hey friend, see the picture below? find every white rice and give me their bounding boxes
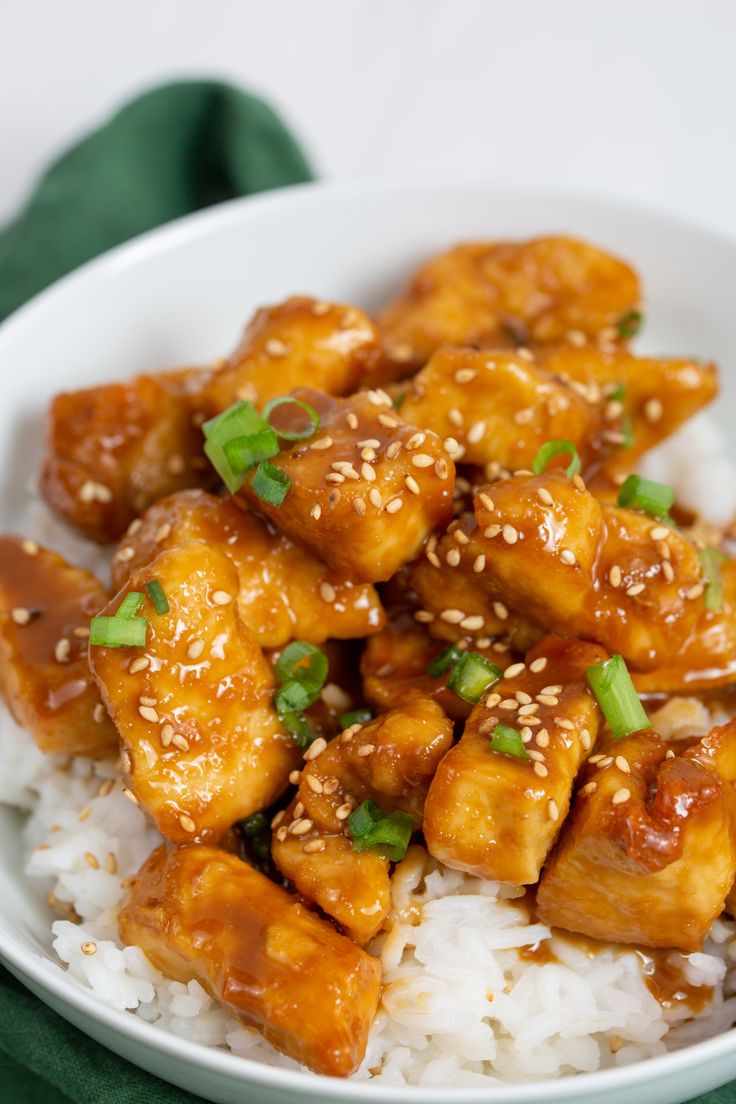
[2,413,736,1086]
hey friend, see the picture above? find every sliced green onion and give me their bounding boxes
[145,579,169,615]
[586,653,650,740]
[617,309,643,338]
[700,549,726,612]
[116,591,145,619]
[426,644,464,678]
[447,652,503,704]
[490,723,531,760]
[620,414,634,450]
[532,440,581,479]
[203,401,277,494]
[251,835,271,859]
[275,680,313,715]
[262,397,320,441]
[339,708,373,728]
[239,811,268,838]
[609,381,627,403]
[617,474,674,518]
[279,709,315,749]
[393,389,406,410]
[347,799,414,863]
[274,641,328,694]
[89,615,148,648]
[252,460,291,506]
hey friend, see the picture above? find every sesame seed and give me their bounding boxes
[310,504,322,520]
[93,703,106,723]
[212,590,231,606]
[650,525,670,542]
[21,539,39,556]
[598,756,614,768]
[499,698,519,711]
[275,826,288,842]
[54,638,71,663]
[536,728,550,747]
[154,523,171,543]
[560,549,576,566]
[81,941,97,956]
[626,583,645,597]
[385,497,403,514]
[520,727,533,742]
[440,608,466,624]
[304,737,327,761]
[517,347,535,362]
[357,743,376,757]
[514,407,534,425]
[665,748,676,759]
[454,529,470,545]
[351,497,366,517]
[378,413,399,428]
[536,487,554,507]
[115,546,135,562]
[178,815,197,833]
[291,818,314,836]
[435,457,449,480]
[78,480,112,503]
[533,762,548,777]
[467,421,486,444]
[359,462,375,483]
[139,695,157,706]
[567,329,587,347]
[325,472,345,484]
[406,432,426,451]
[411,453,435,469]
[644,398,663,424]
[265,338,288,357]
[138,705,159,723]
[306,775,324,794]
[528,749,545,762]
[84,851,99,870]
[187,639,205,660]
[580,728,592,749]
[386,441,402,460]
[427,551,441,567]
[172,733,190,752]
[73,627,90,638]
[556,718,575,731]
[346,412,359,430]
[460,615,484,631]
[358,438,381,449]
[580,781,598,795]
[485,693,501,708]
[615,755,631,773]
[502,525,519,545]
[611,787,631,805]
[477,494,494,513]
[471,553,486,573]
[128,656,150,673]
[361,447,377,462]
[515,690,532,704]
[310,436,334,450]
[271,811,286,829]
[493,600,509,620]
[303,838,326,853]
[446,548,461,567]
[414,609,434,623]
[572,474,586,492]
[518,703,540,716]
[658,541,671,561]
[685,583,704,600]
[454,368,477,384]
[444,437,464,459]
[548,799,559,822]
[662,561,675,583]
[160,724,174,747]
[536,694,559,706]
[529,657,548,673]
[448,408,464,427]
[504,662,526,678]
[484,524,502,539]
[336,803,352,821]
[609,565,622,588]
[320,581,336,603]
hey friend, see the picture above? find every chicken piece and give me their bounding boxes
[473,469,704,671]
[240,388,454,582]
[398,346,617,470]
[537,723,736,951]
[119,844,381,1076]
[111,490,385,648]
[89,543,298,843]
[272,695,452,943]
[201,296,385,415]
[410,515,543,649]
[537,345,718,469]
[423,636,606,884]
[634,559,736,694]
[0,535,116,757]
[377,236,641,372]
[40,367,214,543]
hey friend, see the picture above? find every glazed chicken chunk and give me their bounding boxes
[537,723,736,951]
[377,236,641,372]
[40,367,213,543]
[201,296,385,415]
[111,490,385,648]
[271,695,452,944]
[240,388,454,582]
[119,844,382,1076]
[0,535,117,757]
[398,346,618,471]
[472,469,704,670]
[89,542,298,843]
[423,636,606,884]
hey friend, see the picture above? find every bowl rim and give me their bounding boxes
[1,177,735,1101]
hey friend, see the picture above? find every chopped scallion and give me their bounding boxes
[532,440,581,479]
[426,644,464,678]
[145,579,169,615]
[347,799,414,862]
[223,427,279,476]
[700,548,726,612]
[447,652,503,704]
[617,309,643,339]
[274,641,328,695]
[238,811,268,838]
[278,709,315,749]
[620,414,634,450]
[610,381,627,403]
[616,474,674,518]
[202,401,277,494]
[251,460,291,506]
[262,396,320,441]
[89,615,148,649]
[490,723,530,760]
[586,653,650,740]
[393,390,406,410]
[339,708,373,728]
[116,591,145,619]
[275,680,313,715]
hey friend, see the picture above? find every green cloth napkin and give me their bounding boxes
[0,77,732,1104]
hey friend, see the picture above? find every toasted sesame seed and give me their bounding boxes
[93,703,106,723]
[160,724,174,747]
[212,590,231,606]
[406,432,426,451]
[378,413,399,428]
[556,718,575,731]
[529,656,548,673]
[179,814,197,833]
[485,693,502,708]
[81,941,97,956]
[658,541,671,561]
[139,695,158,706]
[477,493,494,513]
[536,487,554,507]
[560,549,576,566]
[499,698,519,711]
[609,565,623,588]
[187,639,205,660]
[310,436,334,453]
[572,474,586,492]
[548,799,559,821]
[460,615,484,631]
[346,411,359,430]
[172,733,190,752]
[504,662,526,678]
[291,818,314,836]
[467,421,486,444]
[454,367,477,384]
[446,548,461,567]
[615,755,631,773]
[515,690,532,704]
[276,826,288,842]
[335,803,352,821]
[73,626,90,638]
[304,737,327,761]
[520,727,533,743]
[54,638,71,663]
[469,553,486,573]
[435,457,450,480]
[138,705,159,723]
[665,748,676,759]
[386,441,402,460]
[649,525,670,542]
[115,546,135,562]
[368,488,383,509]
[357,743,376,757]
[303,838,326,853]
[21,538,39,556]
[443,437,464,459]
[502,525,519,545]
[644,398,663,423]
[78,480,112,503]
[662,560,675,583]
[536,728,550,747]
[439,608,465,624]
[580,728,592,749]
[626,583,645,597]
[271,811,286,829]
[528,748,545,762]
[265,338,288,357]
[567,329,587,347]
[492,600,509,620]
[685,583,704,600]
[589,754,605,764]
[403,474,420,496]
[360,447,377,462]
[154,523,171,543]
[514,407,534,425]
[518,702,540,716]
[385,497,403,514]
[358,438,381,449]
[533,762,549,777]
[325,472,345,485]
[411,453,435,470]
[448,408,464,427]
[310,504,322,520]
[612,787,631,805]
[414,609,434,623]
[484,524,502,539]
[320,581,336,603]
[580,781,598,795]
[128,656,150,673]
[304,774,324,795]
[598,756,614,768]
[536,693,559,706]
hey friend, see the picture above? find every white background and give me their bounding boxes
[1,0,735,235]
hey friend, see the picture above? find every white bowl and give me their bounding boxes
[1,181,735,1104]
